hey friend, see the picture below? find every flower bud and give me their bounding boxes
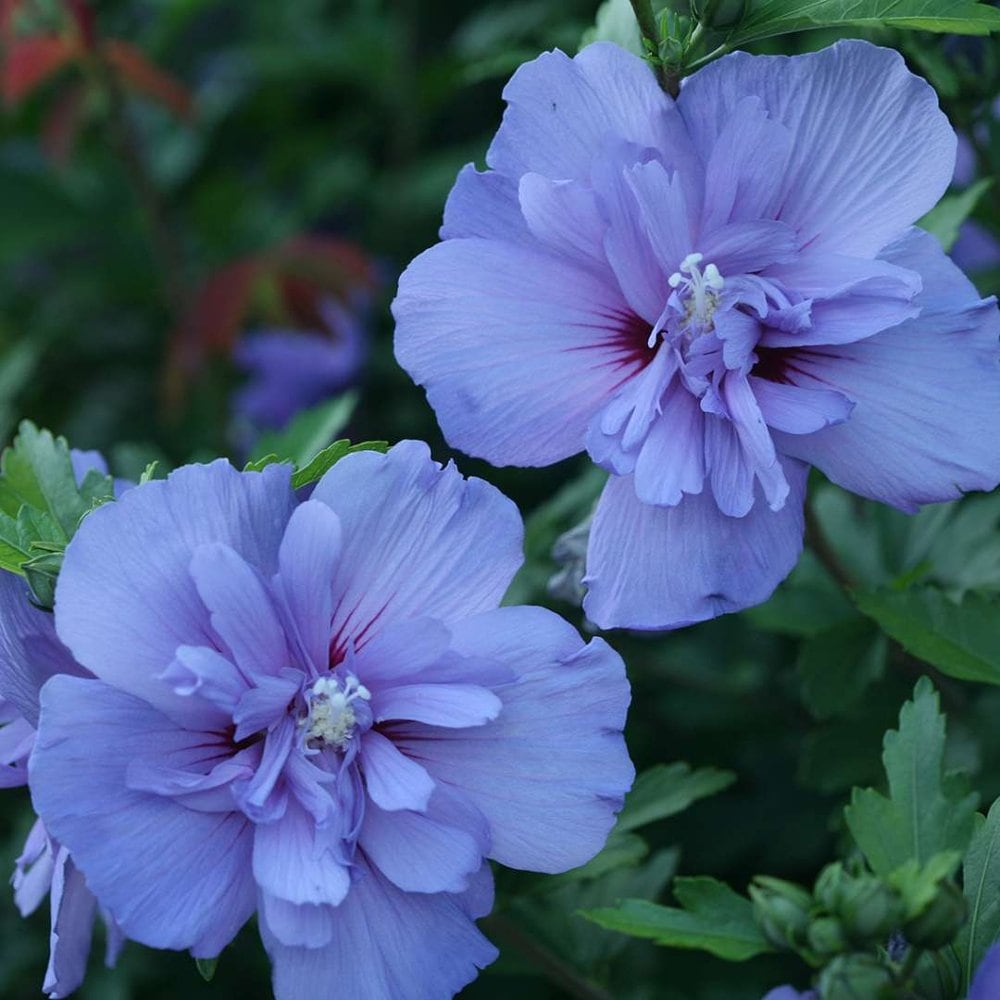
[818,954,895,1000]
[814,862,847,912]
[910,942,962,1000]
[750,876,813,950]
[806,915,848,957]
[903,880,968,950]
[838,876,906,946]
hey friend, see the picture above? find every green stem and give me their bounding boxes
[629,0,661,54]
[481,914,615,1000]
[628,0,678,97]
[803,503,856,593]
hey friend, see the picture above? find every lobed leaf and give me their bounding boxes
[248,392,359,468]
[582,877,772,961]
[855,587,1000,685]
[616,763,736,834]
[844,678,978,876]
[957,799,1000,992]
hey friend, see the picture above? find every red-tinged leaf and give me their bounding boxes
[277,236,377,298]
[2,36,78,106]
[173,258,260,363]
[102,39,194,120]
[165,257,261,411]
[39,79,85,164]
[0,0,22,44]
[63,0,95,50]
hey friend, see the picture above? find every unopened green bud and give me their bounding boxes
[903,880,968,950]
[814,862,847,912]
[807,915,848,957]
[839,876,906,946]
[818,954,895,1000]
[911,944,962,1000]
[750,876,813,950]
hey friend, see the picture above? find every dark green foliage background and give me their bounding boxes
[0,1,998,998]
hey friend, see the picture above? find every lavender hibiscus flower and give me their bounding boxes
[28,441,633,999]
[234,295,368,432]
[393,40,1000,630]
[0,450,126,998]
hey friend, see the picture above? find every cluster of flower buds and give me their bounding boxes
[751,859,969,997]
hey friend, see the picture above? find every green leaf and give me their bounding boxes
[797,617,887,719]
[844,678,978,876]
[243,453,281,474]
[726,0,1000,46]
[581,0,643,54]
[919,179,993,252]
[957,798,1000,991]
[292,439,388,490]
[887,850,962,919]
[0,506,67,578]
[510,848,680,974]
[616,763,736,834]
[194,956,218,982]
[0,422,79,537]
[855,587,1000,685]
[248,392,358,467]
[582,877,772,961]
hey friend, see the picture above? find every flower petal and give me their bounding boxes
[359,729,435,813]
[440,164,528,242]
[518,172,607,269]
[678,40,955,255]
[970,943,1000,1000]
[487,42,669,181]
[55,461,295,730]
[700,95,791,231]
[750,376,854,435]
[44,848,97,1000]
[632,385,706,507]
[273,500,342,673]
[188,542,288,681]
[0,571,84,727]
[262,859,497,1000]
[584,463,808,629]
[371,683,502,729]
[773,228,1000,511]
[31,676,256,956]
[359,785,488,894]
[393,236,647,467]
[252,798,350,909]
[311,441,523,640]
[395,606,632,873]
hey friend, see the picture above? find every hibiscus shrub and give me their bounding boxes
[1,2,1000,1000]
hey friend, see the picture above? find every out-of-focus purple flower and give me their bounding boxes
[761,988,816,1000]
[30,441,633,999]
[950,100,1000,276]
[234,295,368,432]
[970,942,1000,1000]
[393,40,1000,630]
[952,221,1000,275]
[0,572,124,999]
[952,127,1000,275]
